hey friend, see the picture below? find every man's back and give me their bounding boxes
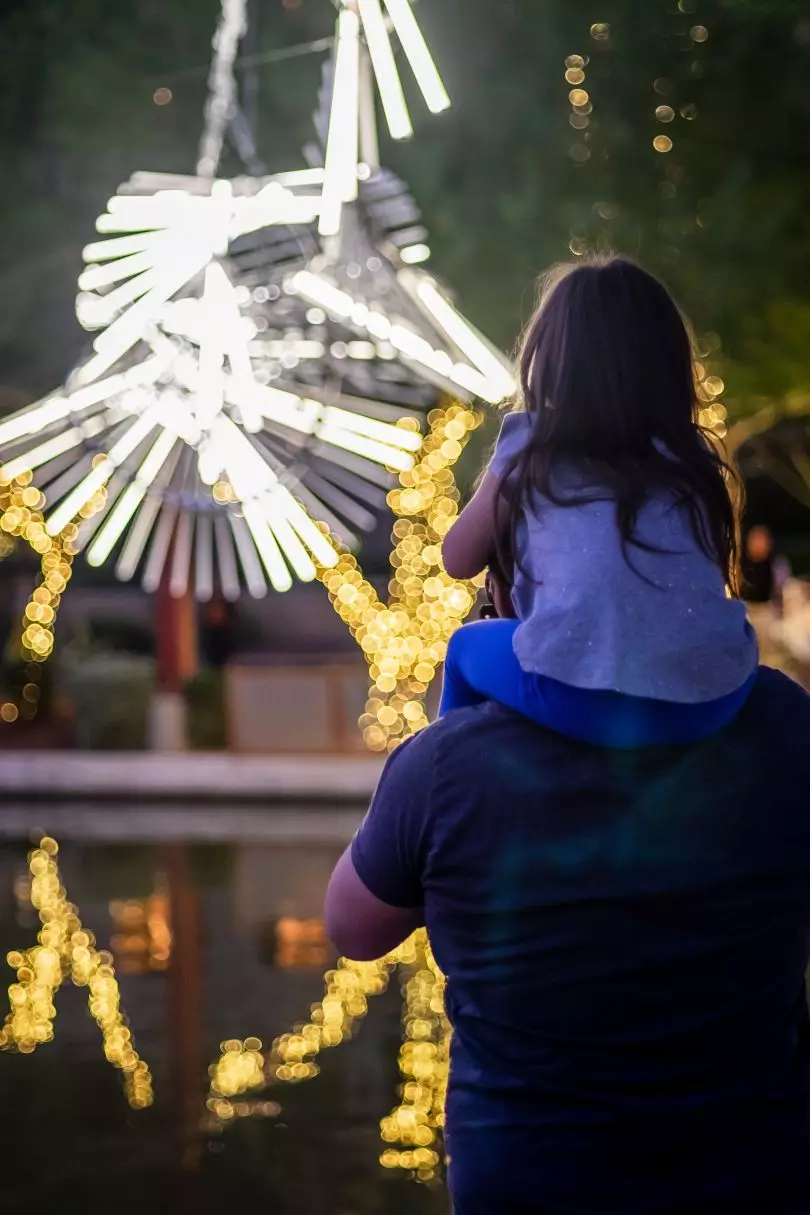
[352,667,810,1214]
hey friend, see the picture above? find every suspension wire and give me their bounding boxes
[157,35,335,85]
[197,0,249,179]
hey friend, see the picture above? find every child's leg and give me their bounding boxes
[440,619,533,717]
[441,621,757,747]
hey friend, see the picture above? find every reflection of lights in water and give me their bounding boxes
[206,947,399,1120]
[205,930,451,1183]
[380,934,450,1181]
[272,916,329,971]
[109,890,172,974]
[0,838,153,1109]
[13,869,33,925]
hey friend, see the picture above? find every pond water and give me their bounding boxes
[0,829,450,1215]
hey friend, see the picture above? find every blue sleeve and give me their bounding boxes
[489,411,532,480]
[350,731,434,909]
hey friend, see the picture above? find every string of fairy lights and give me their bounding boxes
[0,474,105,724]
[0,839,153,1109]
[318,400,483,750]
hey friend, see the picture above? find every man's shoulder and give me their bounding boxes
[749,665,810,719]
[388,702,543,775]
[389,665,810,776]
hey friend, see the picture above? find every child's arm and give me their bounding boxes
[442,470,504,581]
[442,411,531,581]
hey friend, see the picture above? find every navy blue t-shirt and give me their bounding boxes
[352,667,810,1215]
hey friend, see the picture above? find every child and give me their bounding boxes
[440,257,758,748]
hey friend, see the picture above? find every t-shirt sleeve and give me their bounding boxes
[489,410,532,480]
[350,731,434,909]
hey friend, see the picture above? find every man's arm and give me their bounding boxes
[324,731,433,961]
[325,850,425,961]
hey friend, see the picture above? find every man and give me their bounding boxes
[326,571,810,1215]
[742,524,791,607]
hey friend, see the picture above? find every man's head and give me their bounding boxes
[483,557,516,620]
[746,525,774,563]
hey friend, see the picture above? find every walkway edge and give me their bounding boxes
[0,751,386,802]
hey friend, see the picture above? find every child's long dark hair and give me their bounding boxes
[499,256,742,592]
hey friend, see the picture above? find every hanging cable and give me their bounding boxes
[155,35,335,85]
[197,0,249,179]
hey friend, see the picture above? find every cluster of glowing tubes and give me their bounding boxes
[0,839,153,1110]
[321,0,450,237]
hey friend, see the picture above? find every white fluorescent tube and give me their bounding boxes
[357,0,413,140]
[407,273,516,399]
[0,352,160,446]
[116,494,163,583]
[82,232,164,263]
[195,514,214,603]
[400,243,431,264]
[77,270,158,327]
[291,271,354,318]
[272,168,325,187]
[45,461,112,537]
[449,362,501,403]
[142,503,179,593]
[275,488,340,568]
[45,412,157,537]
[87,427,177,568]
[383,0,450,113]
[78,251,155,293]
[264,505,317,583]
[170,511,193,598]
[0,395,74,448]
[195,264,226,430]
[317,424,415,472]
[319,8,362,237]
[214,515,241,602]
[243,503,293,592]
[0,428,86,482]
[76,245,213,384]
[89,484,144,567]
[229,513,267,599]
[322,403,423,451]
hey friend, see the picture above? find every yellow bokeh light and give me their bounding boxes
[653,135,673,153]
[315,402,483,751]
[0,477,105,725]
[0,840,153,1110]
